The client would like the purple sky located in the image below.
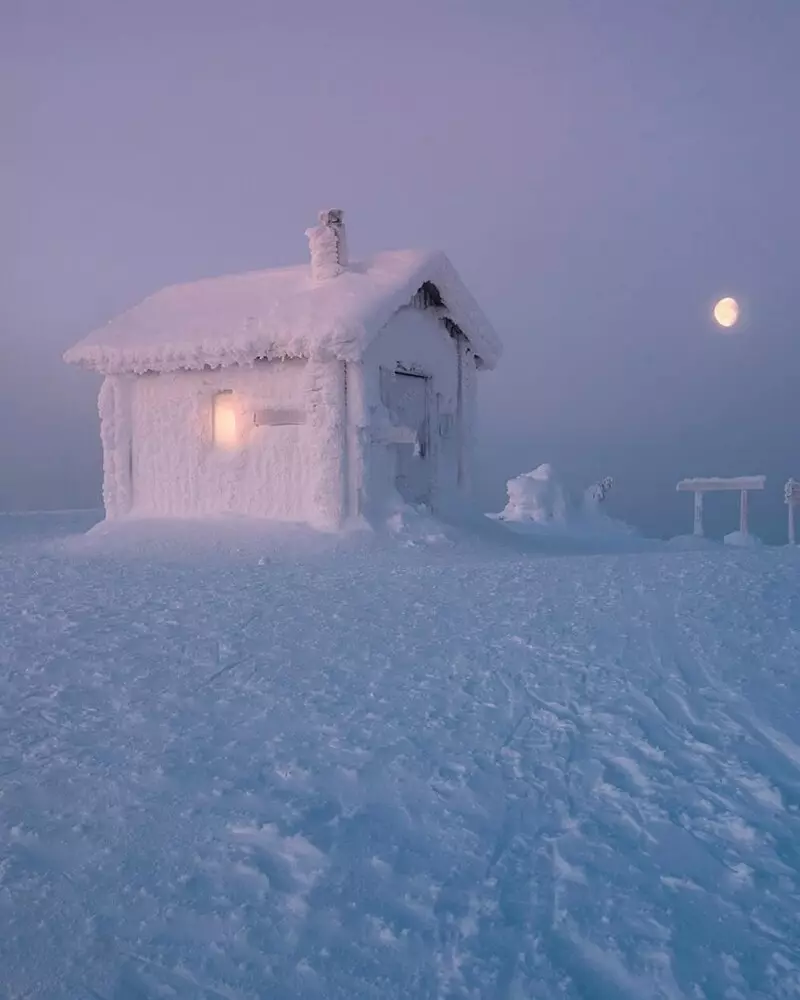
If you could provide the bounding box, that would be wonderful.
[3,1,799,537]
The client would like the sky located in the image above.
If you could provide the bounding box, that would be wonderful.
[3,0,799,540]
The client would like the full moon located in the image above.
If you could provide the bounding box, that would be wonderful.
[713,297,739,328]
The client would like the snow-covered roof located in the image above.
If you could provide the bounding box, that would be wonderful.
[64,249,502,375]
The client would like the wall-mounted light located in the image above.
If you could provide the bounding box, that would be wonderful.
[212,391,239,449]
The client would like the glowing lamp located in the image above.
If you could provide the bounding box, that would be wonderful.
[213,391,239,448]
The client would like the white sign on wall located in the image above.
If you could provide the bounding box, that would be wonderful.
[253,408,306,427]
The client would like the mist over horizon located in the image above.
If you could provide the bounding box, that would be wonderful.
[4,1,799,542]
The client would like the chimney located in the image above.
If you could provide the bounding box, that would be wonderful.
[306,208,348,281]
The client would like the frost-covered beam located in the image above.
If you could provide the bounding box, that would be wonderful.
[676,476,766,492]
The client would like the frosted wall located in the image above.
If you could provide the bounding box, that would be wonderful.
[125,359,343,525]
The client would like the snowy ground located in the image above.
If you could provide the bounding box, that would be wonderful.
[1,512,800,999]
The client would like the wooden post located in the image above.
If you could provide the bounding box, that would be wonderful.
[739,489,749,536]
[693,491,704,536]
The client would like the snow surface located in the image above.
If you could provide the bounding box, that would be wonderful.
[2,511,800,999]
[665,534,723,551]
[63,250,502,375]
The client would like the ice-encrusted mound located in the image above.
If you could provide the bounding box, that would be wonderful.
[492,464,639,547]
[498,463,568,524]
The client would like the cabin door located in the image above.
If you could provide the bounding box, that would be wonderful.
[386,371,432,506]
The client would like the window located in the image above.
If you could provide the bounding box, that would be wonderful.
[212,391,239,449]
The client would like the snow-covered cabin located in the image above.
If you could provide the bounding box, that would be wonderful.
[64,211,502,529]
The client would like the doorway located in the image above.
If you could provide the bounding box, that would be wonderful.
[385,371,432,505]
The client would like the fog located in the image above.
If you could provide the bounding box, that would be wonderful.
[4,1,799,540]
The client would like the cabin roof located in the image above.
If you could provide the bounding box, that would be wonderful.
[64,249,502,375]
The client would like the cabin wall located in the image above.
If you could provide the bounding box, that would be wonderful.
[359,306,473,518]
[124,359,344,527]
[459,336,479,494]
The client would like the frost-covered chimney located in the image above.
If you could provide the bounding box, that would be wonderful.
[306,208,348,281]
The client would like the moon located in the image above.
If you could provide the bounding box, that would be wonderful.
[713,297,739,328]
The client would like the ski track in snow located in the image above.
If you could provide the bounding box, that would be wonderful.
[1,514,800,998]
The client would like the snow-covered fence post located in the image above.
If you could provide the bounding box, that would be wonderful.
[785,479,800,545]
[739,489,749,537]
[693,491,705,537]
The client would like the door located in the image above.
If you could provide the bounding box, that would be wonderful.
[385,371,432,505]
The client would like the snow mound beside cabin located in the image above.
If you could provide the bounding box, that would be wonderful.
[497,463,569,524]
[1,514,799,999]
[490,464,645,553]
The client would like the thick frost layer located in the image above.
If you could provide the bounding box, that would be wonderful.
[2,514,800,998]
[120,360,344,527]
[306,211,348,281]
[361,308,469,519]
[63,250,502,375]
